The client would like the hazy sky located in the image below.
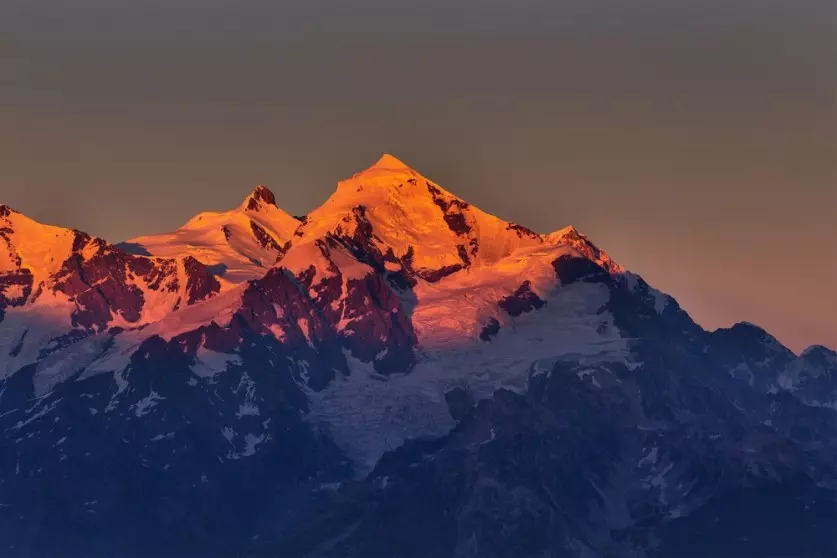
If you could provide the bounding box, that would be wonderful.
[2,1,835,351]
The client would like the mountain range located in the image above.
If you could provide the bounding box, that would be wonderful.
[1,155,834,557]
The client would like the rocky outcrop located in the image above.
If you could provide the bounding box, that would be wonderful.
[0,269,33,323]
[498,280,546,317]
[52,240,218,331]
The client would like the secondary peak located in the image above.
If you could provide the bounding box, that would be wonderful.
[545,225,579,242]
[242,185,277,211]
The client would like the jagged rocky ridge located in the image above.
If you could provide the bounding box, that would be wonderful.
[0,155,834,557]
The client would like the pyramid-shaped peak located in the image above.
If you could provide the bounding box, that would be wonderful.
[370,153,412,171]
[335,153,427,193]
[242,185,277,211]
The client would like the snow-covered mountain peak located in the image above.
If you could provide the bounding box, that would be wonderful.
[294,156,537,278]
[369,153,413,172]
[0,204,83,285]
[289,155,627,290]
[333,153,459,201]
[124,184,300,287]
[240,184,279,212]
[335,153,425,195]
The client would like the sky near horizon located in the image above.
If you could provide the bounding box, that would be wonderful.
[1,1,835,352]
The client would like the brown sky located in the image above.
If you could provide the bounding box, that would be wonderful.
[1,1,835,351]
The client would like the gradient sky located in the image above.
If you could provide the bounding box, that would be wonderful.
[2,1,835,352]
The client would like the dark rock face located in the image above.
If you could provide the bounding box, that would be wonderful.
[241,267,343,375]
[54,250,147,329]
[552,254,611,285]
[8,329,27,357]
[114,242,153,256]
[398,245,462,284]
[246,185,278,209]
[328,206,390,274]
[456,244,471,265]
[50,239,186,330]
[416,263,464,283]
[29,235,219,331]
[0,269,34,323]
[182,256,221,305]
[340,274,416,374]
[427,182,472,236]
[443,213,470,236]
[498,280,546,317]
[37,329,90,361]
[427,183,469,213]
[287,240,417,376]
[553,226,622,273]
[249,220,283,252]
[445,386,475,422]
[479,317,501,341]
[506,222,540,239]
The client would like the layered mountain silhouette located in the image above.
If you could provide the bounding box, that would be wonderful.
[0,155,834,557]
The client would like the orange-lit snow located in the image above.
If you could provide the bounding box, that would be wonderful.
[0,208,79,286]
[296,154,545,273]
[1,154,629,417]
[126,186,299,288]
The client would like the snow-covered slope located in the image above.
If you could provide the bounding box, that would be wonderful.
[123,185,300,288]
[0,204,221,390]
